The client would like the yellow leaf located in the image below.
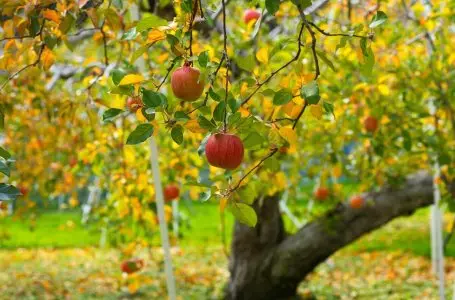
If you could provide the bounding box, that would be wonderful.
[333,164,342,178]
[119,74,145,86]
[256,47,268,64]
[310,105,323,119]
[278,127,298,148]
[220,198,228,213]
[43,9,60,23]
[128,281,139,294]
[377,84,390,96]
[147,29,166,44]
[41,47,55,71]
[283,101,302,119]
[135,108,146,121]
[185,119,206,133]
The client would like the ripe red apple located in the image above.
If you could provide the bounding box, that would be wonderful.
[314,187,329,201]
[205,133,244,170]
[364,116,378,133]
[19,186,29,197]
[243,9,261,24]
[121,258,144,274]
[164,184,179,202]
[350,195,364,209]
[0,201,7,210]
[126,96,143,113]
[171,64,205,101]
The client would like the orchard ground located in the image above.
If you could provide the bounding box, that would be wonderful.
[1,202,455,299]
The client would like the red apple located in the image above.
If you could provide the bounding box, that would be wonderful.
[171,64,205,101]
[164,184,179,201]
[19,186,29,197]
[314,187,329,201]
[350,195,364,209]
[243,9,261,24]
[364,116,378,133]
[205,133,244,170]
[126,96,143,113]
[121,258,144,274]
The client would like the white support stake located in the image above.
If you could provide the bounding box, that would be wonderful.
[149,138,177,300]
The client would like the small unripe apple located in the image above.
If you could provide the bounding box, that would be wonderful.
[243,9,261,24]
[314,187,329,201]
[121,258,144,274]
[171,64,205,101]
[126,96,143,113]
[164,184,179,202]
[350,195,364,209]
[364,116,378,133]
[205,133,244,170]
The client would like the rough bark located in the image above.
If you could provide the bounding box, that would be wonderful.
[227,171,454,300]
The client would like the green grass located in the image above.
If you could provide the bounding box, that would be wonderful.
[1,202,455,259]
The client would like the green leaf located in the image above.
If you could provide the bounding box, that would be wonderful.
[301,81,320,105]
[103,108,123,122]
[174,111,190,121]
[166,34,179,47]
[360,38,369,57]
[171,125,184,145]
[111,69,126,85]
[59,13,75,34]
[273,89,293,105]
[243,132,264,149]
[112,0,123,9]
[126,124,154,145]
[142,107,155,121]
[402,130,412,151]
[0,184,21,201]
[266,0,280,15]
[131,45,150,64]
[209,88,221,102]
[121,27,137,40]
[213,102,226,122]
[369,11,388,28]
[291,0,312,9]
[316,50,337,72]
[336,36,349,51]
[0,147,11,160]
[238,185,256,205]
[109,85,134,96]
[361,47,375,76]
[181,0,193,12]
[142,89,163,108]
[198,134,211,156]
[199,189,212,202]
[44,35,58,50]
[0,109,4,130]
[29,14,40,36]
[228,96,239,113]
[198,51,209,68]
[236,54,255,72]
[197,115,216,130]
[136,15,168,32]
[323,101,335,117]
[230,202,257,227]
[0,159,9,177]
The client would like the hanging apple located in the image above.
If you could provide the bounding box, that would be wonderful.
[126,96,143,113]
[171,63,205,101]
[314,187,329,201]
[205,133,244,170]
[363,116,378,133]
[349,195,365,209]
[243,9,261,24]
[164,184,180,201]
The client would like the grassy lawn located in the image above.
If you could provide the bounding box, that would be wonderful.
[0,202,454,299]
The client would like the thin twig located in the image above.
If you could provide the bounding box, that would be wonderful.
[229,148,279,192]
[302,13,320,80]
[0,44,45,91]
[308,21,371,39]
[292,103,308,129]
[186,55,225,115]
[188,0,199,57]
[241,21,305,106]
[0,19,46,42]
[222,0,229,131]
[156,60,177,92]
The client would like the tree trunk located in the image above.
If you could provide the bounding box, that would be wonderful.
[226,171,454,300]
